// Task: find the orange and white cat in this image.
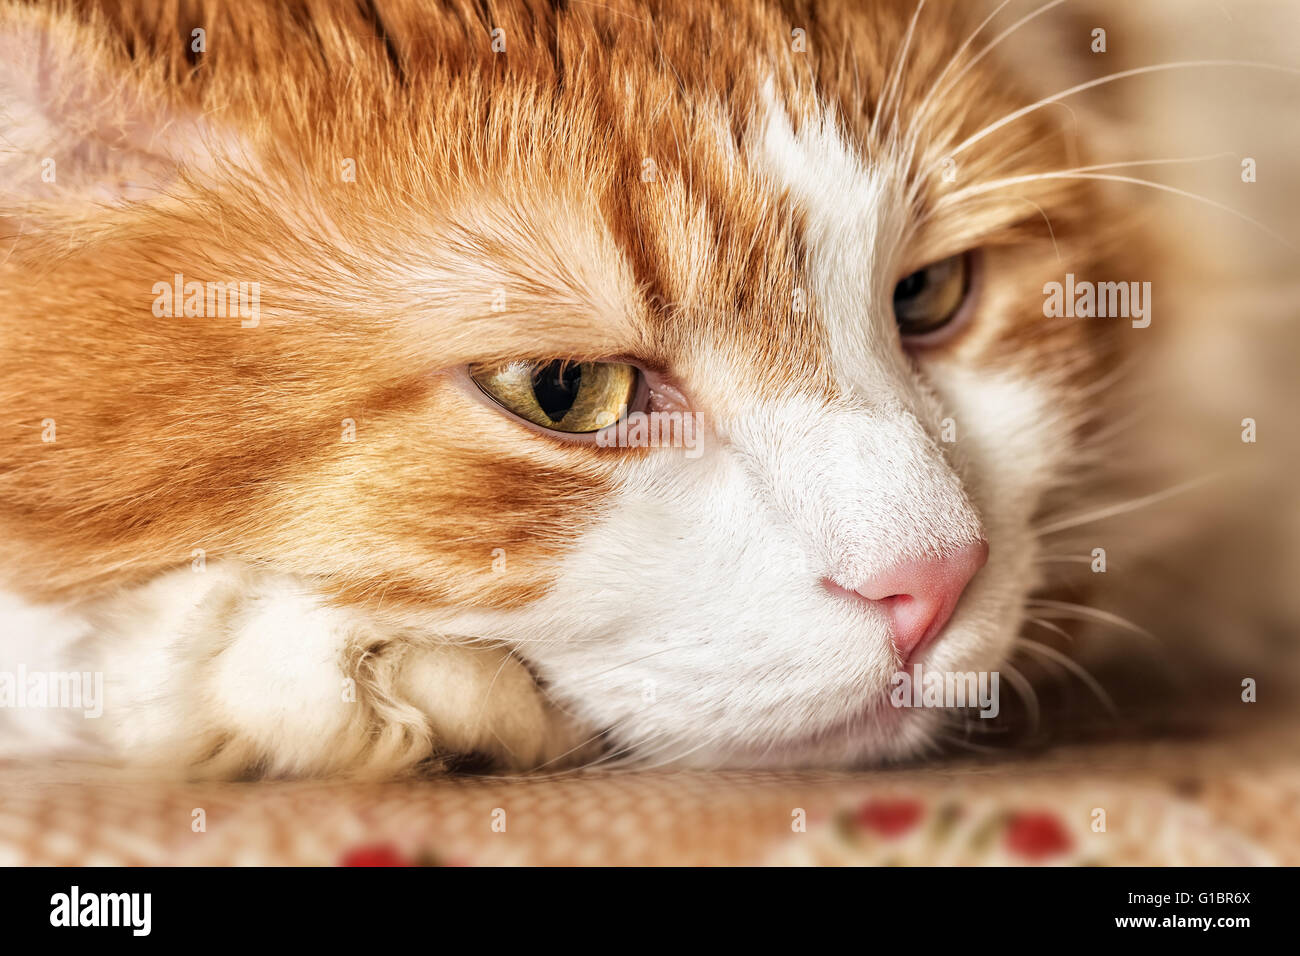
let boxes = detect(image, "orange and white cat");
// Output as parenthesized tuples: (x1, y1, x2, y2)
(0, 0, 1293, 777)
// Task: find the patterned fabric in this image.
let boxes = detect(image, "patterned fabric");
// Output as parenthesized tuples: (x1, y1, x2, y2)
(0, 723, 1294, 865)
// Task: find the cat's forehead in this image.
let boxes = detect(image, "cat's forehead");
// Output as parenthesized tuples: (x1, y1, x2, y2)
(85, 0, 1078, 402)
(342, 0, 1059, 404)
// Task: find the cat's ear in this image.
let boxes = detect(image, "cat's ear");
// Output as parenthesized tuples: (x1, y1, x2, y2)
(0, 6, 232, 208)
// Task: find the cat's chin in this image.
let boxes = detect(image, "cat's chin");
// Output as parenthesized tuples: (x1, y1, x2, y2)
(622, 698, 945, 772)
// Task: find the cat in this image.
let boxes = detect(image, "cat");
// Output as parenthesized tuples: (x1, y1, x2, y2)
(0, 0, 1293, 778)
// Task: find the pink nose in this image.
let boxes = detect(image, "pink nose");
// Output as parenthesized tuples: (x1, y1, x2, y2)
(827, 541, 988, 661)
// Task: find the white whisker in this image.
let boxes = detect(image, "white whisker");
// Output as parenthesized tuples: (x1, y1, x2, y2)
(1014, 195, 1062, 262)
(997, 660, 1040, 734)
(907, 0, 1069, 202)
(1015, 637, 1118, 716)
(1025, 615, 1075, 642)
(936, 60, 1300, 172)
(1024, 598, 1154, 639)
(932, 169, 1293, 250)
(1036, 473, 1218, 535)
(907, 0, 1016, 142)
(928, 0, 1069, 109)
(881, 0, 928, 140)
(930, 151, 1235, 212)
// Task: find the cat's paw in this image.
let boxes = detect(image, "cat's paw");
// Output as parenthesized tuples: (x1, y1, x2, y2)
(84, 563, 595, 778)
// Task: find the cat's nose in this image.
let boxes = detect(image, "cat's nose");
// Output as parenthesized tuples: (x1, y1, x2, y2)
(828, 541, 988, 661)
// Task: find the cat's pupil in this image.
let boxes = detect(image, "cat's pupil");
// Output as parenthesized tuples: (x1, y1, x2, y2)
(532, 361, 582, 422)
(894, 270, 926, 302)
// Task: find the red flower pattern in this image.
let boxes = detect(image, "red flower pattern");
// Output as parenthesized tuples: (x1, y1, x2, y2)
(855, 799, 924, 838)
(1005, 812, 1073, 861)
(340, 844, 413, 867)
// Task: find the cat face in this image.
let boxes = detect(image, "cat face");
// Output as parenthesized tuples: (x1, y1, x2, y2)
(0, 0, 1125, 767)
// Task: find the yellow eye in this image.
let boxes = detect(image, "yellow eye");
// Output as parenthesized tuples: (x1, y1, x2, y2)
(892, 252, 972, 338)
(468, 359, 640, 433)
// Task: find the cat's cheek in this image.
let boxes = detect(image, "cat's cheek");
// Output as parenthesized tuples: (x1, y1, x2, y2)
(435, 400, 981, 766)
(914, 366, 1075, 671)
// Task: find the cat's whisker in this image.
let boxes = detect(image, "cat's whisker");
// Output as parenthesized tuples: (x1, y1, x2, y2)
(880, 0, 928, 141)
(1035, 473, 1219, 535)
(1024, 598, 1154, 640)
(554, 711, 693, 774)
(915, 151, 1236, 229)
(1078, 406, 1154, 450)
(932, 59, 1300, 175)
(924, 169, 1293, 251)
(633, 714, 741, 769)
(1014, 636, 1119, 717)
(484, 724, 520, 762)
(576, 642, 701, 682)
(625, 723, 736, 771)
(996, 660, 1040, 735)
(592, 726, 681, 771)
(904, 0, 1058, 184)
(452, 633, 597, 647)
(908, 0, 1015, 135)
(934, 151, 1237, 210)
(935, 729, 1005, 756)
(491, 716, 648, 779)
(1012, 195, 1063, 263)
(1074, 350, 1145, 401)
(922, 0, 1069, 119)
(528, 729, 623, 776)
(466, 646, 525, 743)
(1025, 615, 1075, 642)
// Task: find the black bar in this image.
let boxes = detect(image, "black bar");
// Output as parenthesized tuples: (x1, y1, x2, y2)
(0, 866, 1283, 942)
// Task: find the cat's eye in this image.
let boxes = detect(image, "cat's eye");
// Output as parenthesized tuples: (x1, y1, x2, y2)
(469, 359, 640, 433)
(892, 252, 972, 340)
